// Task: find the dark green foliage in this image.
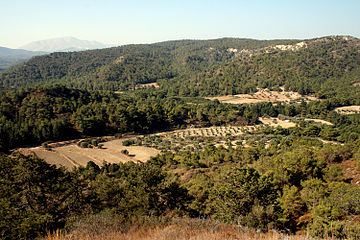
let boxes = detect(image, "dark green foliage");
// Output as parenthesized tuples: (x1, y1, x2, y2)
(121, 149, 129, 155)
(0, 153, 88, 239)
(0, 86, 253, 152)
(122, 139, 135, 146)
(1, 36, 360, 103)
(1, 137, 360, 239)
(0, 38, 298, 91)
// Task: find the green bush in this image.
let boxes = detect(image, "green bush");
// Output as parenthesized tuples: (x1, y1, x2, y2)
(122, 139, 135, 146)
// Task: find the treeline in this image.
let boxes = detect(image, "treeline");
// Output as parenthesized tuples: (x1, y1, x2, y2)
(1, 136, 360, 239)
(0, 86, 257, 152)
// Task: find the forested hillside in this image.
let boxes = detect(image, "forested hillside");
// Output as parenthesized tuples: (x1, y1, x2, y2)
(1, 36, 360, 102)
(164, 36, 360, 99)
(0, 46, 44, 72)
(0, 38, 299, 90)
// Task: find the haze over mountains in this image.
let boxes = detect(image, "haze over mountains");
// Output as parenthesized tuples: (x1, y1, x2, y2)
(19, 36, 108, 52)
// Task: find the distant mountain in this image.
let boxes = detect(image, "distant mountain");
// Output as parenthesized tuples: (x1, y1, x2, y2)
(19, 37, 108, 52)
(0, 46, 44, 72)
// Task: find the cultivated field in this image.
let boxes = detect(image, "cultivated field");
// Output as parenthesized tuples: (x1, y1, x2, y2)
(19, 138, 160, 169)
(131, 117, 298, 152)
(206, 88, 319, 104)
(19, 118, 299, 168)
(335, 105, 360, 115)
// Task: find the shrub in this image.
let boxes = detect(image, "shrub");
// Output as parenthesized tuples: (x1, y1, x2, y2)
(121, 149, 129, 155)
(122, 139, 135, 146)
(80, 141, 90, 148)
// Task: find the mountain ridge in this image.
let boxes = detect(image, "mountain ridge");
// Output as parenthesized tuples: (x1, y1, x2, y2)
(0, 46, 45, 72)
(1, 35, 359, 101)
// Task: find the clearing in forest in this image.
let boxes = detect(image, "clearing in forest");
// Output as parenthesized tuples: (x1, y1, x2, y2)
(135, 82, 160, 89)
(206, 88, 319, 104)
(335, 106, 360, 115)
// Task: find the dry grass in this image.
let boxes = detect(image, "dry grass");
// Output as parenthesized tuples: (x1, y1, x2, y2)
(335, 106, 360, 115)
(43, 217, 312, 240)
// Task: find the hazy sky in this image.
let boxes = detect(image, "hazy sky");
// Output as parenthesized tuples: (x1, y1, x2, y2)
(1, 0, 359, 48)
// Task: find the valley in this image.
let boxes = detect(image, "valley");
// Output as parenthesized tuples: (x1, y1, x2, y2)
(1, 35, 360, 240)
(17, 117, 342, 169)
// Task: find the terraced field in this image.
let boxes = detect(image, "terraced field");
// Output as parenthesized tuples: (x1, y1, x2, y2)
(19, 138, 160, 169)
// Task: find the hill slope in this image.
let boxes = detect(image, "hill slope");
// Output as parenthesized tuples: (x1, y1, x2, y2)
(163, 36, 360, 99)
(1, 36, 359, 101)
(0, 46, 44, 72)
(0, 38, 299, 90)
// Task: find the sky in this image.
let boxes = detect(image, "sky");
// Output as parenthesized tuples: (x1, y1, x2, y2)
(1, 0, 360, 48)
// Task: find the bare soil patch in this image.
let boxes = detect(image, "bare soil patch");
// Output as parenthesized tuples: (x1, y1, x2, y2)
(335, 106, 360, 115)
(135, 82, 159, 89)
